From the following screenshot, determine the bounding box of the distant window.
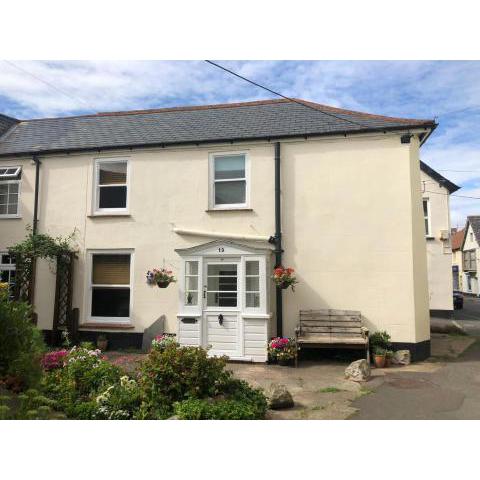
[89,251,132,321]
[184,261,199,306]
[423,199,431,236]
[94,159,129,213]
[470,232,474,242]
[0,166,21,217]
[0,253,16,298]
[210,153,249,209]
[463,250,477,272]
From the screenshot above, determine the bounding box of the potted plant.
[369,330,392,363]
[151,334,177,351]
[385,350,394,367]
[146,268,176,288]
[373,346,386,368]
[272,267,298,291]
[268,337,297,366]
[96,334,108,351]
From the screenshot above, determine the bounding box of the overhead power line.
[3,60,97,113]
[424,190,480,200]
[204,60,412,135]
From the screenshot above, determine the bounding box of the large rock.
[345,359,370,382]
[267,383,294,409]
[392,350,411,365]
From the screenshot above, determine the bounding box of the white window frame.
[86,249,134,324]
[0,251,16,297]
[243,255,266,314]
[208,151,250,210]
[0,165,22,219]
[93,157,130,215]
[423,198,432,237]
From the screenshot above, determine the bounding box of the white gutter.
[172,227,270,242]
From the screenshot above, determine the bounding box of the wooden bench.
[295,309,369,367]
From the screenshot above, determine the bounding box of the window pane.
[99,162,127,185]
[424,219,429,235]
[186,276,198,291]
[246,276,259,291]
[185,291,198,306]
[9,183,18,193]
[246,261,259,276]
[207,291,237,307]
[423,200,428,217]
[99,185,127,208]
[208,264,237,276]
[0,205,6,215]
[246,293,260,308]
[214,180,246,205]
[7,204,17,215]
[0,194,6,204]
[91,287,130,317]
[214,155,245,180]
[0,184,7,194]
[185,261,198,275]
[92,254,130,284]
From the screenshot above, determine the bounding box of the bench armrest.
[361,327,369,338]
[295,326,301,339]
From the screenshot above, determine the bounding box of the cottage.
[451,228,465,291]
[460,216,480,295]
[0,99,437,360]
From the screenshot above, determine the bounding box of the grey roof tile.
[0,99,435,157]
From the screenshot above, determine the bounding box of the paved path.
[351,338,480,419]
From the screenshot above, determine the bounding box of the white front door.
[203,258,241,357]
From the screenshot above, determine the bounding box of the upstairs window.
[0,166,21,218]
[94,159,129,213]
[210,153,249,209]
[423,199,431,237]
[464,250,477,272]
[0,253,16,298]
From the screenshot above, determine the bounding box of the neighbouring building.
[451,228,465,291]
[461,216,480,296]
[0,99,437,360]
[420,161,460,316]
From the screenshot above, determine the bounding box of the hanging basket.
[156,281,171,288]
[280,282,291,290]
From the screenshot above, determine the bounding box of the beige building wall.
[0,132,430,347]
[462,223,479,295]
[420,169,454,311]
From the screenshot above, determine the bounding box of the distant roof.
[420,160,460,193]
[0,114,18,138]
[451,228,465,250]
[0,98,436,157]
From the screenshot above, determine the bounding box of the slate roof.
[0,114,18,138]
[451,229,465,251]
[0,99,436,157]
[420,160,460,193]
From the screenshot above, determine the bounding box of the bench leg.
[295,349,298,368]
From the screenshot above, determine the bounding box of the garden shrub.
[94,375,142,420]
[138,343,230,418]
[0,286,45,390]
[43,346,123,418]
[138,343,268,419]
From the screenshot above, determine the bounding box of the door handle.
[218,314,224,326]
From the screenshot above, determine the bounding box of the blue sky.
[0,60,479,227]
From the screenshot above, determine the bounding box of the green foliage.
[175,398,261,420]
[0,388,59,419]
[43,346,123,418]
[138,344,230,418]
[0,293,44,389]
[95,376,142,420]
[373,346,386,356]
[8,226,77,262]
[370,330,392,351]
[319,386,342,393]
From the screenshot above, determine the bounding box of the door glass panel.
[246,292,260,308]
[207,263,238,307]
[245,260,260,309]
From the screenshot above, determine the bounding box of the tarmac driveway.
[351,338,480,419]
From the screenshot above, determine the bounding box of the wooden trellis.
[52,251,76,345]
[12,254,35,304]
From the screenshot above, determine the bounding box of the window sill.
[80,322,135,330]
[425,236,435,241]
[0,215,22,219]
[88,212,131,218]
[206,208,253,212]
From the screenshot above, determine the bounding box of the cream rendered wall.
[420,169,454,311]
[32,144,275,333]
[0,132,431,347]
[280,134,429,344]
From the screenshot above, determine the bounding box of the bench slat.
[300,315,361,321]
[299,321,362,327]
[301,326,363,333]
[300,309,361,316]
[298,336,367,345]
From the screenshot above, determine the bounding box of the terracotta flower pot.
[374,354,386,368]
[385,357,391,368]
[278,358,294,366]
[157,281,170,288]
[97,340,108,351]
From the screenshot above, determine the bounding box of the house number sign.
[218,247,225,252]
